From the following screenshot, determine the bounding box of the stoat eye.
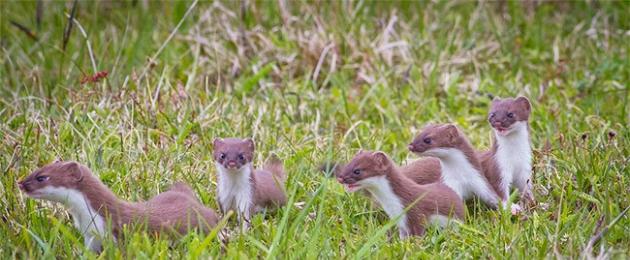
[238,154,245,161]
[36,176,49,182]
[507,112,514,118]
[219,153,226,160]
[423,138,431,144]
[489,112,495,118]
[352,169,361,175]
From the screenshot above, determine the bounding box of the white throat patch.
[32,186,107,252]
[494,121,532,199]
[428,148,498,207]
[358,176,408,235]
[215,162,254,219]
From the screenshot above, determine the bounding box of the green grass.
[1,1,629,258]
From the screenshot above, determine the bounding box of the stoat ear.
[444,124,459,142]
[213,138,223,149]
[372,151,389,168]
[492,96,501,104]
[244,138,255,151]
[515,96,531,111]
[65,162,84,182]
[356,149,365,156]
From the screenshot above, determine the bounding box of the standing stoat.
[213,138,287,230]
[335,150,464,238]
[18,161,219,252]
[409,124,502,209]
[479,96,535,212]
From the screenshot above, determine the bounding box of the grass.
[1,1,629,258]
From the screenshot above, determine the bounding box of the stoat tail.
[168,182,197,199]
[319,161,345,177]
[264,154,286,180]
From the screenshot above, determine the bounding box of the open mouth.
[494,126,512,135]
[344,183,361,192]
[224,164,241,171]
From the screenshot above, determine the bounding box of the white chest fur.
[37,186,106,252]
[216,163,254,218]
[495,121,532,192]
[359,176,408,235]
[429,148,488,200]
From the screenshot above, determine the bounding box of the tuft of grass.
[1,1,628,258]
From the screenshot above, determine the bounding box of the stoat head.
[488,96,531,136]
[336,150,393,193]
[213,138,255,172]
[18,160,85,201]
[408,123,465,158]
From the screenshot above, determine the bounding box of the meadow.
[1,1,628,258]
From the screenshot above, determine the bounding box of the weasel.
[18,161,219,252]
[213,138,287,229]
[479,96,535,211]
[336,150,464,238]
[408,124,501,209]
[322,157,441,185]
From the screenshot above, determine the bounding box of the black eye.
[489,112,496,118]
[238,154,245,160]
[423,138,431,144]
[507,112,514,118]
[353,169,361,175]
[220,153,226,160]
[36,176,48,182]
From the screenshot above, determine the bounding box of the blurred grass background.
[0,0,628,258]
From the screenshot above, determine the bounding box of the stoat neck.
[77,174,138,220]
[494,123,530,150]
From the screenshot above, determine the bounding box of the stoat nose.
[336,177,344,183]
[227,161,237,168]
[17,180,26,191]
[408,144,415,151]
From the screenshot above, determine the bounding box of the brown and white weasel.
[408,124,502,209]
[479,96,535,212]
[213,138,287,229]
[18,161,219,252]
[336,150,464,238]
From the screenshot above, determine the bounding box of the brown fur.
[252,156,288,208]
[337,151,464,237]
[479,145,506,200]
[398,157,442,185]
[18,161,219,236]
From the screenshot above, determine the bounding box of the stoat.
[18,161,219,252]
[479,96,535,212]
[409,124,502,209]
[336,150,464,238]
[213,138,287,230]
